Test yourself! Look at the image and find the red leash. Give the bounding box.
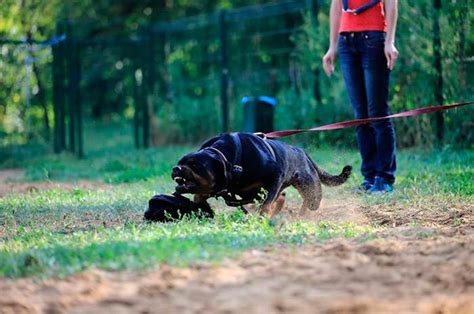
[264,101,474,139]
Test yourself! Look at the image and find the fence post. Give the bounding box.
[58,24,67,151]
[143,29,155,148]
[53,22,67,152]
[458,0,467,90]
[131,41,141,149]
[65,21,76,153]
[219,10,229,133]
[52,25,61,153]
[309,0,322,105]
[74,42,84,158]
[433,0,444,143]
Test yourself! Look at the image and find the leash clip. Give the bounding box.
[233,165,243,174]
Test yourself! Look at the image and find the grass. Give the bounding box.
[0,215,369,278]
[0,126,473,278]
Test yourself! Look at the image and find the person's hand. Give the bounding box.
[384,42,399,70]
[322,47,337,77]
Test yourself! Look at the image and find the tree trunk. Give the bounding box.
[457,0,467,90]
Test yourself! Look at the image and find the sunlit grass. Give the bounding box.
[0,212,370,278]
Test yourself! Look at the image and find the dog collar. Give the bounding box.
[206,147,229,164]
[203,146,243,185]
[201,133,244,199]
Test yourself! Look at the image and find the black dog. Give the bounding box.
[144,193,214,222]
[171,132,352,218]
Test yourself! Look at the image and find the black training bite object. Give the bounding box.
[144,193,214,222]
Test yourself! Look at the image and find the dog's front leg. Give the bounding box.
[193,194,209,204]
[193,194,215,218]
[271,191,286,216]
[258,183,283,218]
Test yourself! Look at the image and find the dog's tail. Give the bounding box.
[305,153,352,186]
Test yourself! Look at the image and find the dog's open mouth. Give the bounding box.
[173,176,186,185]
[173,175,196,193]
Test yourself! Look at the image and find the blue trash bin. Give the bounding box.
[241,96,277,133]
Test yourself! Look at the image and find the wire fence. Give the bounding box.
[46,0,317,156]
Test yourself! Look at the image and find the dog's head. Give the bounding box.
[171,150,225,195]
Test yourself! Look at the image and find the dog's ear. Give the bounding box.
[176,152,193,165]
[204,150,229,183]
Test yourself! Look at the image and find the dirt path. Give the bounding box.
[1,229,473,314]
[0,169,108,198]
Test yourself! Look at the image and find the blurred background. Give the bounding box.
[0,0,472,160]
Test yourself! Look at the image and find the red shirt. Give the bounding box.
[339,0,387,33]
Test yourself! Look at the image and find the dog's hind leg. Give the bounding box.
[294,176,322,212]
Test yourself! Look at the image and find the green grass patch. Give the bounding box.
[20,146,190,183]
[0,214,370,278]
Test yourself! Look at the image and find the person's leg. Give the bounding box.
[361,31,397,185]
[338,33,377,184]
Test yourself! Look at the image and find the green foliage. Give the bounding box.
[156,93,221,143]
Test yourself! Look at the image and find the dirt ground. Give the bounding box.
[0,169,108,198]
[1,170,474,314]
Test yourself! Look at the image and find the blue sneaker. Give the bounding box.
[361,180,373,191]
[369,176,394,193]
[351,180,373,193]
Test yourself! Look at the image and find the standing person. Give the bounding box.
[322,0,399,193]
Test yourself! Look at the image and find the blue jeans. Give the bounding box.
[338,31,396,184]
